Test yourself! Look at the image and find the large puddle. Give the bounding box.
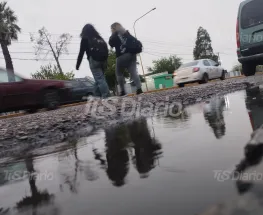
[1,85,263,215]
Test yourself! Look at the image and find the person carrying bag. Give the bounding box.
[109,22,143,96]
[76,24,110,99]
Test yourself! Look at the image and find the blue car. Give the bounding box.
[64,80,95,103]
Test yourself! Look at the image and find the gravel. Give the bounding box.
[1,75,263,160]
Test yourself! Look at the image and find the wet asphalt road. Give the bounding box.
[1,83,263,214]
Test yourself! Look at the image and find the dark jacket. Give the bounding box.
[76,38,90,70]
[109,31,130,58]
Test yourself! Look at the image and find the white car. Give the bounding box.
[173,59,227,87]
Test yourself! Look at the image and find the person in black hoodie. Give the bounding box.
[76,24,110,98]
[109,22,143,96]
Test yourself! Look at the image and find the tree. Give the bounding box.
[30,27,72,75]
[104,49,129,94]
[193,27,218,62]
[232,63,242,72]
[0,1,21,80]
[31,63,74,80]
[257,65,263,73]
[147,55,182,75]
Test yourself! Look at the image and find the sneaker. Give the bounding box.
[119,91,126,97]
[136,88,143,95]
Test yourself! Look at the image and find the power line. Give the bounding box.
[11,31,237,51]
[0,51,79,55]
[143,52,163,57]
[0,50,234,61]
[0,57,76,61]
[1,50,196,56]
[10,40,197,49]
[9,34,236,52]
[143,49,193,55]
[0,56,194,62]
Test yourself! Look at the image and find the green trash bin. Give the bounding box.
[152,74,174,89]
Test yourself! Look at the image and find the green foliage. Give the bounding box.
[193,27,218,62]
[232,63,263,75]
[232,63,242,72]
[0,1,21,75]
[104,49,129,92]
[147,55,182,75]
[31,64,74,80]
[257,65,263,72]
[0,1,21,43]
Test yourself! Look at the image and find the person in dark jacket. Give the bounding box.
[109,22,143,96]
[76,24,110,99]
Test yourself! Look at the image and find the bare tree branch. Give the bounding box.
[30,27,72,75]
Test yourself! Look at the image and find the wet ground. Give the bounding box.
[1,84,263,215]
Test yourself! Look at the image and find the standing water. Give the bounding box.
[1,86,263,215]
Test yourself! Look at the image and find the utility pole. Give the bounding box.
[217,52,221,65]
[133,8,156,92]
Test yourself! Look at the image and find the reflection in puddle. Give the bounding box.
[98,118,162,186]
[203,96,227,139]
[3,87,263,214]
[199,85,263,214]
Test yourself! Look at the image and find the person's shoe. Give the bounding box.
[119,91,126,96]
[136,88,143,95]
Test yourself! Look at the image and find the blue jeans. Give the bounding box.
[116,53,142,93]
[89,57,110,98]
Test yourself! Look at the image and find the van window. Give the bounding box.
[179,61,198,69]
[241,0,263,29]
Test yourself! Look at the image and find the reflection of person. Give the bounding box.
[234,140,263,195]
[17,156,54,210]
[127,118,162,178]
[104,125,130,187]
[109,22,143,96]
[245,86,263,130]
[203,97,226,139]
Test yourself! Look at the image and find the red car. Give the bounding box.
[0,68,71,113]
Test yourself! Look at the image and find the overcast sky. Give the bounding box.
[1,0,242,78]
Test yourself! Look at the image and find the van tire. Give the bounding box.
[242,63,256,77]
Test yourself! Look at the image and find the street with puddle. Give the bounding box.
[1,85,263,215]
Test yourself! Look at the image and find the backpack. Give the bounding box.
[89,38,109,61]
[123,33,143,54]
